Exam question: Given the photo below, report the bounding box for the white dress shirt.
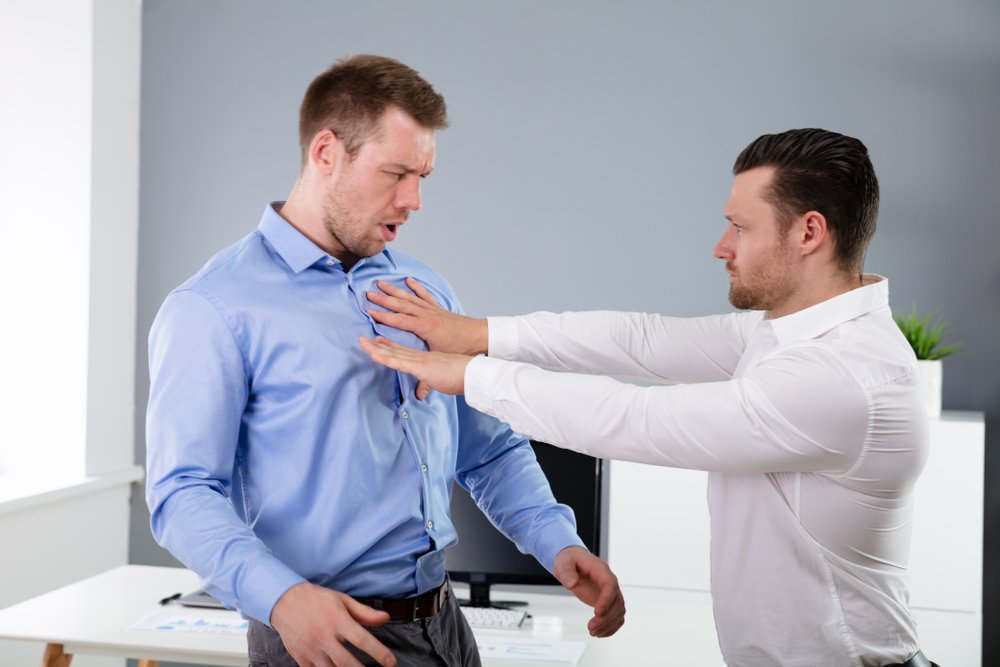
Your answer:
[465,275,929,666]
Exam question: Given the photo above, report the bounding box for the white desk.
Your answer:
[0,566,245,666]
[0,565,723,666]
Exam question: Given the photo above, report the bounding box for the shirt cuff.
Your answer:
[237,559,307,627]
[486,316,520,360]
[535,526,587,573]
[465,355,506,416]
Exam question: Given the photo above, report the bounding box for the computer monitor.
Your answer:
[446,440,608,608]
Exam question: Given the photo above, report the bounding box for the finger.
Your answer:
[371,335,413,352]
[323,641,370,667]
[359,338,422,376]
[592,576,619,616]
[335,597,397,666]
[589,612,626,637]
[404,276,443,308]
[338,626,396,667]
[366,290,421,316]
[361,336,406,357]
[587,609,623,637]
[553,558,580,589]
[367,308,410,329]
[324,642,365,667]
[589,598,627,637]
[415,380,433,401]
[359,337,401,366]
[341,596,392,628]
[375,280,428,308]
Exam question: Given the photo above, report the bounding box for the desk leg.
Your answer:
[41,643,72,667]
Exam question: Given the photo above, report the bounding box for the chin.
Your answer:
[728,289,758,311]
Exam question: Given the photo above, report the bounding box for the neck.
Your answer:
[279,180,345,260]
[766,271,864,319]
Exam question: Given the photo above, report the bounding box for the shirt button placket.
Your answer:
[401,408,431,534]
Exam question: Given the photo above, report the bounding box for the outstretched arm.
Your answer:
[359,334,870,474]
[367,277,754,384]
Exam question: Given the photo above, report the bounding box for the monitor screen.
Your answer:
[446,440,608,608]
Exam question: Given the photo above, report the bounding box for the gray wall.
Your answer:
[133,0,1000,662]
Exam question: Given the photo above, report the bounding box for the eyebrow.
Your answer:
[385,162,433,177]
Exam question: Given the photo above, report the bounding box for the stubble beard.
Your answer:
[322,185,384,264]
[727,246,795,312]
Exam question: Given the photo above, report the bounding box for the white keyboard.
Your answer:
[460,605,527,629]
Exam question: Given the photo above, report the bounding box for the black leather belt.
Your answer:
[356,581,449,622]
[884,649,937,667]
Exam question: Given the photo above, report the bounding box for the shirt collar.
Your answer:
[768,274,890,344]
[257,201,397,273]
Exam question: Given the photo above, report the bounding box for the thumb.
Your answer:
[554,558,580,590]
[343,596,392,627]
[416,380,433,401]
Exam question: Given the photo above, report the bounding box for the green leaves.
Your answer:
[894,307,963,360]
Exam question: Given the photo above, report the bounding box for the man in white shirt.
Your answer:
[358,128,937,667]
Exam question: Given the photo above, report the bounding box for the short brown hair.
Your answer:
[299,54,449,163]
[733,128,879,274]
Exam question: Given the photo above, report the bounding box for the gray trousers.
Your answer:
[247,584,482,667]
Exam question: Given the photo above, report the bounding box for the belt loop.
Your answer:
[440,581,449,608]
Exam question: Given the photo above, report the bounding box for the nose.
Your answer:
[714,227,734,261]
[395,175,422,212]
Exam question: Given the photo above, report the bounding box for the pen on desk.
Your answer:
[159,592,181,605]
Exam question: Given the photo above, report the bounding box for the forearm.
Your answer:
[456,402,584,571]
[487,310,753,383]
[148,484,305,624]
[464,351,867,474]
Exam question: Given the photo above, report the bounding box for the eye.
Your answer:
[733,223,744,235]
[385,171,405,181]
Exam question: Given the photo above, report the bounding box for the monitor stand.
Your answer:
[458,582,529,610]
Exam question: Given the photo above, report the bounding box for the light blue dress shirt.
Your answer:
[146,202,583,625]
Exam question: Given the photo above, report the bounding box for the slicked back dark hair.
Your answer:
[299,54,448,163]
[733,128,879,273]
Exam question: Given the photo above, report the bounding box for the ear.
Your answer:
[308,129,344,176]
[796,211,828,257]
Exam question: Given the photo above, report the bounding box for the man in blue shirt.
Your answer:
[145,55,624,667]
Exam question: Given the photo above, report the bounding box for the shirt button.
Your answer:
[426,520,434,530]
[326,259,334,266]
[421,463,428,473]
[401,410,409,420]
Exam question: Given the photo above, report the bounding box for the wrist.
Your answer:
[270,581,309,629]
[466,317,489,356]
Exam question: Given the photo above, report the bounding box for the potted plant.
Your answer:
[894,307,963,418]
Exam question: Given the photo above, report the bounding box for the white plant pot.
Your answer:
[916,359,943,418]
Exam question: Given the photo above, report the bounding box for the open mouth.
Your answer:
[380,224,398,242]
